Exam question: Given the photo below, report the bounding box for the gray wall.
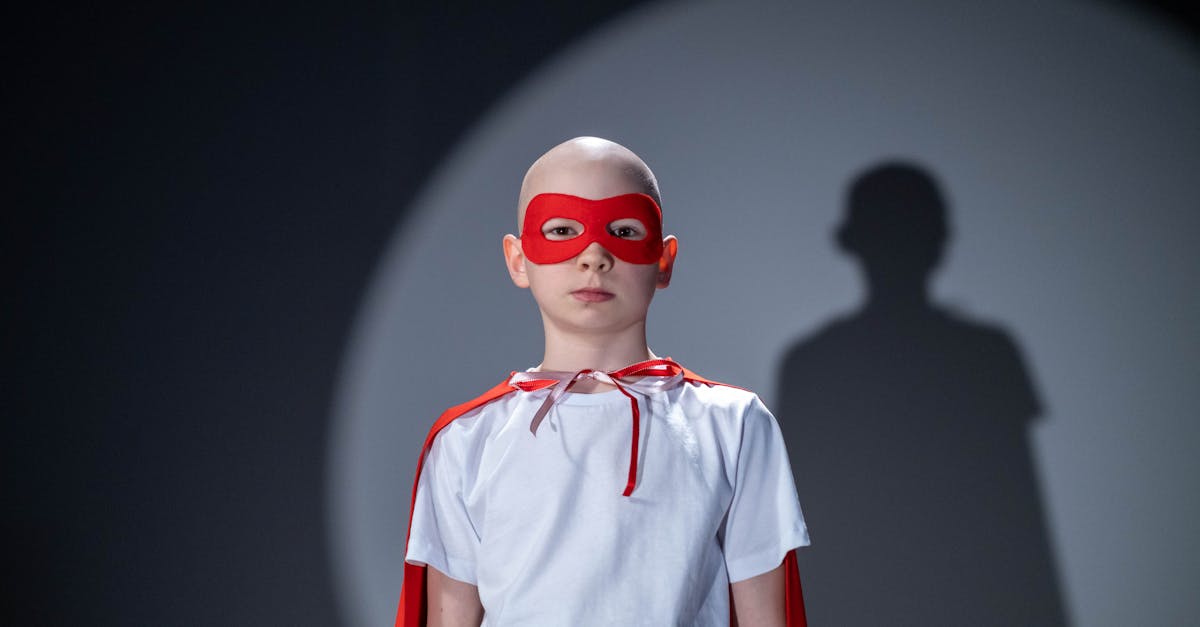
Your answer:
[331,1,1199,625]
[12,1,1194,625]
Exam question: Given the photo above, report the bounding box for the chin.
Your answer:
[557,313,640,334]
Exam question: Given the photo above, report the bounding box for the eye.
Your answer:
[541,218,584,241]
[607,218,646,240]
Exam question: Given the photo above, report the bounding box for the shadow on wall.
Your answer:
[776,163,1068,625]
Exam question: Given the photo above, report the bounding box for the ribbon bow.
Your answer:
[507,358,685,497]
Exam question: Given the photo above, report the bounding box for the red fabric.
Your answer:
[394,362,807,626]
[521,193,664,264]
[783,550,808,627]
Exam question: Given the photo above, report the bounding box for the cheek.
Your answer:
[623,266,662,299]
[524,264,568,296]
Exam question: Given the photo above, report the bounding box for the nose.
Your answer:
[576,241,613,272]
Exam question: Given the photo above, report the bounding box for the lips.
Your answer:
[571,288,614,302]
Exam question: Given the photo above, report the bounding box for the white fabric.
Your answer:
[405,379,809,627]
[509,366,684,436]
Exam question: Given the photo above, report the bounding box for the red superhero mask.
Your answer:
[521,193,664,265]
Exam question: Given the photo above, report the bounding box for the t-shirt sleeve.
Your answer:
[720,395,810,583]
[404,430,480,585]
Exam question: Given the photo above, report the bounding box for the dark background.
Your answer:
[7,2,1195,625]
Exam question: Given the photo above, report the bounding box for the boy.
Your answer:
[396,137,809,626]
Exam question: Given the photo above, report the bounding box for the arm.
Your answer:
[427,566,484,627]
[730,559,787,627]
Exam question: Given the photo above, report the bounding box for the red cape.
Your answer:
[394,366,807,626]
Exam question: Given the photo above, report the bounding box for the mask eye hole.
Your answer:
[607,218,647,240]
[541,218,584,241]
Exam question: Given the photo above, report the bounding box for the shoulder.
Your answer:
[673,379,786,476]
[422,378,521,453]
[677,376,773,426]
[937,305,1020,346]
[435,378,520,424]
[681,376,758,404]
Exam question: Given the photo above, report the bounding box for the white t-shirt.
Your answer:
[405,378,809,626]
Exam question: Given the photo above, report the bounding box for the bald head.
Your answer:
[517,137,661,230]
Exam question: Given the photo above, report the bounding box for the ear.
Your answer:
[502,234,531,288]
[655,235,678,289]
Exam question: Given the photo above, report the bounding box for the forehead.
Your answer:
[518,155,659,228]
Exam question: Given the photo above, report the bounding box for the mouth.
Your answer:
[571,288,615,303]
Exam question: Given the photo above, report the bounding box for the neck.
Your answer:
[861,267,931,313]
[538,321,656,374]
[864,286,929,313]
